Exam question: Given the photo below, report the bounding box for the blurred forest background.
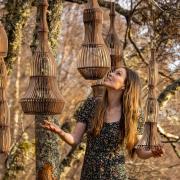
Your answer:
[0,0,179,179]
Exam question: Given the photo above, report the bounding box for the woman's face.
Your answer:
[103,68,127,90]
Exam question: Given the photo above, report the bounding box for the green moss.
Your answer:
[4,0,34,73]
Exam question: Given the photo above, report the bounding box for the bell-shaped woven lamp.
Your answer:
[105,2,124,71]
[135,48,162,150]
[77,0,111,80]
[20,0,65,115]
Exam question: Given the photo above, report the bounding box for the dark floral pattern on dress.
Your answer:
[74,97,144,180]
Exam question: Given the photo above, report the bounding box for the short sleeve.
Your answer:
[73,97,97,125]
[137,110,145,135]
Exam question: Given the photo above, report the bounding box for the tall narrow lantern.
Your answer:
[77,0,111,80]
[20,0,65,115]
[135,47,162,150]
[0,20,11,153]
[105,2,124,71]
[0,21,9,127]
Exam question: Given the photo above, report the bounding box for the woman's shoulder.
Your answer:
[73,96,97,124]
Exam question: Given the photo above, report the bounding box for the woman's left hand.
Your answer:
[151,147,165,158]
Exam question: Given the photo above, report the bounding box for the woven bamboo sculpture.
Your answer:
[105,2,124,71]
[91,2,125,99]
[20,0,65,115]
[0,21,10,127]
[77,0,111,80]
[135,47,162,150]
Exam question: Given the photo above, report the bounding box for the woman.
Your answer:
[41,67,164,180]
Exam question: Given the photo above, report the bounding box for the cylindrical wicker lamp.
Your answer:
[20,0,65,115]
[77,0,111,80]
[135,48,162,150]
[105,2,124,71]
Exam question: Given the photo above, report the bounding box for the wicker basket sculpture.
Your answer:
[77,0,111,80]
[135,48,162,150]
[20,0,65,115]
[105,2,124,71]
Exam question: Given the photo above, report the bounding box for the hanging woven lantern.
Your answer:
[0,21,8,57]
[20,0,65,115]
[0,127,11,153]
[77,0,111,80]
[0,21,10,127]
[135,48,162,150]
[105,2,124,71]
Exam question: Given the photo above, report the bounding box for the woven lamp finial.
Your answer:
[77,0,111,80]
[20,0,65,115]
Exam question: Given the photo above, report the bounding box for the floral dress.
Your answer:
[74,97,144,180]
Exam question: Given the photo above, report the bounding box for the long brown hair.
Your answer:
[89,67,141,157]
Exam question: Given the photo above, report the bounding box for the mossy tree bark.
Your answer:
[35,115,61,180]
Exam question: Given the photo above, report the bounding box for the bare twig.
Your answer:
[157,124,180,158]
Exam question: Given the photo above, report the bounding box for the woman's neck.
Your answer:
[107,88,123,109]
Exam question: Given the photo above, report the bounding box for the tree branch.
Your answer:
[64,0,142,24]
[158,79,180,107]
[158,124,180,158]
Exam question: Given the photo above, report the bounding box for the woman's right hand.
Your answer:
[41,120,61,134]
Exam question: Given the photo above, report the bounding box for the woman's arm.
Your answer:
[41,120,86,146]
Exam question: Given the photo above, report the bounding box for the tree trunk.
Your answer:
[35,115,61,180]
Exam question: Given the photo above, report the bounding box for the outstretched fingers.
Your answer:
[152,147,164,158]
